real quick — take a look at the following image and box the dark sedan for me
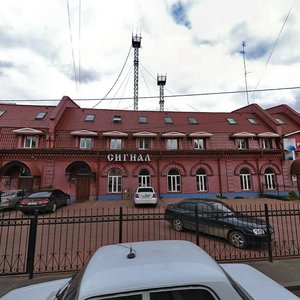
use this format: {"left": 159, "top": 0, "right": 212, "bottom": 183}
{"left": 164, "top": 198, "right": 274, "bottom": 249}
{"left": 19, "top": 189, "right": 70, "bottom": 214}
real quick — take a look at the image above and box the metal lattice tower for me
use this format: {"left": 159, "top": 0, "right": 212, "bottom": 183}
{"left": 157, "top": 74, "right": 167, "bottom": 111}
{"left": 132, "top": 35, "right": 142, "bottom": 110}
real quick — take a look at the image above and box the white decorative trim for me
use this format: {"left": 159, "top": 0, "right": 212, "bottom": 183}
{"left": 13, "top": 128, "right": 44, "bottom": 135}
{"left": 70, "top": 130, "right": 98, "bottom": 136}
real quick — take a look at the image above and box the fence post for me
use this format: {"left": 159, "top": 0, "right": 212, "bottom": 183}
{"left": 195, "top": 205, "right": 199, "bottom": 246}
{"left": 119, "top": 207, "right": 123, "bottom": 243}
{"left": 264, "top": 204, "right": 273, "bottom": 262}
{"left": 26, "top": 211, "right": 38, "bottom": 279}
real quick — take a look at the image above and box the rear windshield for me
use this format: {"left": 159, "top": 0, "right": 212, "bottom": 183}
{"left": 2, "top": 191, "right": 17, "bottom": 196}
{"left": 138, "top": 188, "right": 154, "bottom": 193}
{"left": 28, "top": 191, "right": 51, "bottom": 198}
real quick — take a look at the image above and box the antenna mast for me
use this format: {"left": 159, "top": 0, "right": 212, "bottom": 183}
{"left": 132, "top": 34, "right": 142, "bottom": 110}
{"left": 157, "top": 74, "right": 167, "bottom": 111}
{"left": 242, "top": 41, "right": 249, "bottom": 105}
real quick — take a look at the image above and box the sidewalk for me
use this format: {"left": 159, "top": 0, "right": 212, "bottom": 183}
{"left": 1, "top": 258, "right": 300, "bottom": 297}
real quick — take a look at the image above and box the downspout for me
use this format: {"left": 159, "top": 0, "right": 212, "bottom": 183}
{"left": 217, "top": 152, "right": 223, "bottom": 197}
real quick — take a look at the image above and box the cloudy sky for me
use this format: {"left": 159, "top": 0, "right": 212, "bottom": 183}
{"left": 0, "top": 0, "right": 299, "bottom": 112}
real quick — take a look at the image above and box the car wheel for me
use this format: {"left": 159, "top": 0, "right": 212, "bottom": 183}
{"left": 51, "top": 203, "right": 57, "bottom": 213}
{"left": 172, "top": 218, "right": 184, "bottom": 232}
{"left": 228, "top": 230, "right": 247, "bottom": 249}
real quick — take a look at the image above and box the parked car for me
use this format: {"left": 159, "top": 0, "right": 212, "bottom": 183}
{"left": 164, "top": 198, "right": 274, "bottom": 249}
{"left": 19, "top": 189, "right": 70, "bottom": 214}
{"left": 134, "top": 186, "right": 158, "bottom": 206}
{"left": 2, "top": 240, "right": 298, "bottom": 300}
{"left": 0, "top": 189, "right": 27, "bottom": 210}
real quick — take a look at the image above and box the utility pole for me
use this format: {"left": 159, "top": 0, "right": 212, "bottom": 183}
{"left": 157, "top": 74, "right": 167, "bottom": 111}
{"left": 132, "top": 34, "right": 142, "bottom": 110}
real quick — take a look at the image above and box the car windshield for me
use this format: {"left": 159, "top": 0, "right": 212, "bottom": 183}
{"left": 28, "top": 191, "right": 51, "bottom": 199}
{"left": 1, "top": 191, "right": 17, "bottom": 196}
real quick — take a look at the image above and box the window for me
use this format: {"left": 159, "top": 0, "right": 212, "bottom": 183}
{"left": 113, "top": 115, "right": 122, "bottom": 123}
{"left": 0, "top": 110, "right": 6, "bottom": 116}
{"left": 262, "top": 138, "right": 271, "bottom": 149}
{"left": 35, "top": 112, "right": 47, "bottom": 120}
{"left": 150, "top": 288, "right": 217, "bottom": 300}
{"left": 85, "top": 114, "right": 95, "bottom": 122}
{"left": 196, "top": 168, "right": 207, "bottom": 192}
{"left": 227, "top": 118, "right": 237, "bottom": 124}
{"left": 188, "top": 117, "right": 197, "bottom": 124}
{"left": 275, "top": 118, "right": 285, "bottom": 124}
{"left": 248, "top": 118, "right": 257, "bottom": 124}
{"left": 80, "top": 137, "right": 92, "bottom": 149}
{"left": 240, "top": 168, "right": 251, "bottom": 190}
{"left": 165, "top": 116, "right": 173, "bottom": 124}
{"left": 139, "top": 138, "right": 150, "bottom": 150}
{"left": 168, "top": 169, "right": 181, "bottom": 192}
{"left": 110, "top": 138, "right": 122, "bottom": 149}
{"left": 138, "top": 169, "right": 150, "bottom": 187}
{"left": 108, "top": 169, "right": 122, "bottom": 193}
{"left": 264, "top": 168, "right": 276, "bottom": 190}
{"left": 24, "top": 136, "right": 36, "bottom": 148}
{"left": 167, "top": 139, "right": 178, "bottom": 150}
{"left": 236, "top": 138, "right": 247, "bottom": 149}
{"left": 193, "top": 139, "right": 205, "bottom": 149}
{"left": 139, "top": 116, "right": 147, "bottom": 124}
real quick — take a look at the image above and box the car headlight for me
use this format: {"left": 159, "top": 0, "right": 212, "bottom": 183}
{"left": 252, "top": 228, "right": 265, "bottom": 235}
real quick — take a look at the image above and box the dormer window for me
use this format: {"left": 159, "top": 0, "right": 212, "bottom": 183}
{"left": 24, "top": 136, "right": 37, "bottom": 148}
{"left": 236, "top": 138, "right": 247, "bottom": 149}
{"left": 85, "top": 114, "right": 95, "bottom": 122}
{"left": 188, "top": 117, "right": 197, "bottom": 124}
{"left": 35, "top": 112, "right": 47, "bottom": 120}
{"left": 139, "top": 116, "right": 147, "bottom": 124}
{"left": 113, "top": 115, "right": 122, "bottom": 123}
{"left": 227, "top": 118, "right": 237, "bottom": 125}
{"left": 165, "top": 117, "right": 173, "bottom": 124}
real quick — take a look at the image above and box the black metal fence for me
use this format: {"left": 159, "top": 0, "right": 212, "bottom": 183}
{"left": 1, "top": 202, "right": 300, "bottom": 278}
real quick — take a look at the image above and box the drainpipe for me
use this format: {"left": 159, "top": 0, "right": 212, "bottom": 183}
{"left": 256, "top": 152, "right": 262, "bottom": 194}
{"left": 217, "top": 153, "right": 223, "bottom": 198}
{"left": 96, "top": 152, "right": 100, "bottom": 200}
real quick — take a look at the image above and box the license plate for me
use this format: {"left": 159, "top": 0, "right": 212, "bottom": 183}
{"left": 28, "top": 202, "right": 37, "bottom": 205}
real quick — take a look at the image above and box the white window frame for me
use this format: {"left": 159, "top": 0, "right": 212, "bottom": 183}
{"left": 166, "top": 139, "right": 178, "bottom": 150}
{"left": 262, "top": 138, "right": 271, "bottom": 149}
{"left": 138, "top": 170, "right": 151, "bottom": 187}
{"left": 24, "top": 136, "right": 37, "bottom": 148}
{"left": 265, "top": 172, "right": 276, "bottom": 190}
{"left": 168, "top": 170, "right": 181, "bottom": 192}
{"left": 240, "top": 169, "right": 251, "bottom": 190}
{"left": 236, "top": 138, "right": 247, "bottom": 149}
{"left": 194, "top": 139, "right": 204, "bottom": 149}
{"left": 196, "top": 175, "right": 207, "bottom": 191}
{"left": 80, "top": 137, "right": 92, "bottom": 149}
{"left": 139, "top": 138, "right": 150, "bottom": 150}
{"left": 108, "top": 169, "right": 122, "bottom": 193}
{"left": 110, "top": 138, "right": 122, "bottom": 149}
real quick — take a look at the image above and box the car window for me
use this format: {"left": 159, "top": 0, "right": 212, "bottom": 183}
{"left": 2, "top": 191, "right": 16, "bottom": 196}
{"left": 210, "top": 203, "right": 234, "bottom": 214}
{"left": 138, "top": 187, "right": 153, "bottom": 193}
{"left": 197, "top": 203, "right": 213, "bottom": 213}
{"left": 150, "top": 288, "right": 217, "bottom": 300}
{"left": 28, "top": 191, "right": 51, "bottom": 198}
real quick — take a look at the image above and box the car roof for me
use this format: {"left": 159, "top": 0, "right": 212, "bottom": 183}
{"left": 178, "top": 198, "right": 225, "bottom": 205}
{"left": 78, "top": 240, "right": 229, "bottom": 299}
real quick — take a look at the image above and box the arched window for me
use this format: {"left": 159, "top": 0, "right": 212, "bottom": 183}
{"left": 168, "top": 169, "right": 181, "bottom": 192}
{"left": 240, "top": 168, "right": 251, "bottom": 190}
{"left": 138, "top": 169, "right": 150, "bottom": 187}
{"left": 108, "top": 168, "right": 122, "bottom": 193}
{"left": 196, "top": 168, "right": 207, "bottom": 192}
{"left": 264, "top": 168, "right": 276, "bottom": 190}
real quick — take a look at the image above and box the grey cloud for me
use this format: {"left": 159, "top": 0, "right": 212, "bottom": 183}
{"left": 60, "top": 64, "right": 100, "bottom": 84}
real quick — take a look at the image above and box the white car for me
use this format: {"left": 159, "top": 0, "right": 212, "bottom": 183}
{"left": 2, "top": 240, "right": 298, "bottom": 300}
{"left": 134, "top": 186, "right": 158, "bottom": 206}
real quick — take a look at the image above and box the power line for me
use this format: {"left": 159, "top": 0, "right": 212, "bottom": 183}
{"left": 92, "top": 45, "right": 132, "bottom": 108}
{"left": 66, "top": 0, "right": 78, "bottom": 93}
{"left": 1, "top": 85, "right": 300, "bottom": 103}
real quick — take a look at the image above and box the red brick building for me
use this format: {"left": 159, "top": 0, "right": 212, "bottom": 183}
{"left": 0, "top": 96, "right": 299, "bottom": 201}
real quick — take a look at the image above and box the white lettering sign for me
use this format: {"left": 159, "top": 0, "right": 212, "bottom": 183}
{"left": 107, "top": 154, "right": 151, "bottom": 162}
